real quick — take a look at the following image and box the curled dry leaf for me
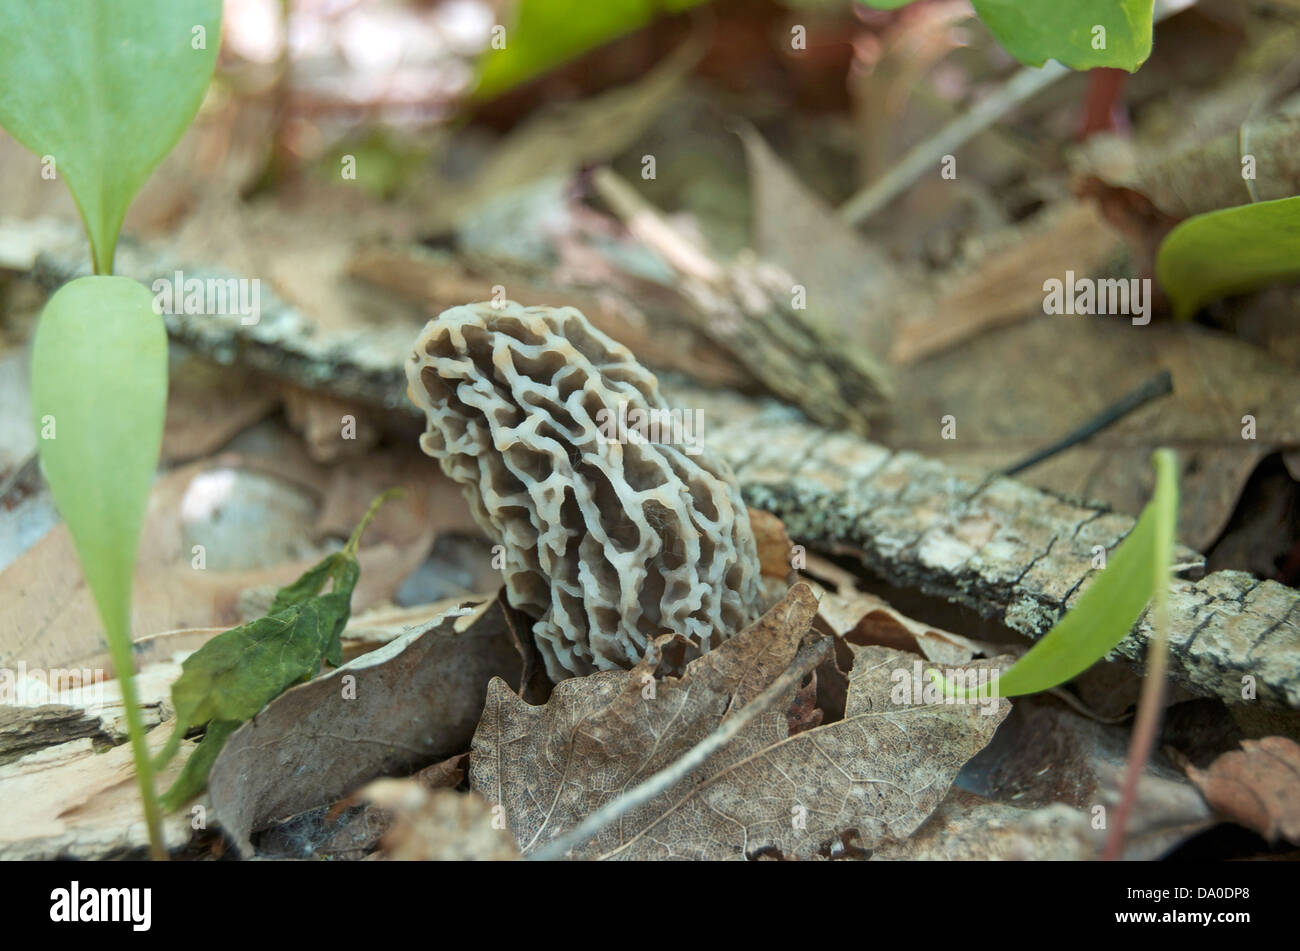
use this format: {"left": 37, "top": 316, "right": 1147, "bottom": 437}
{"left": 1187, "top": 736, "right": 1300, "bottom": 845}
{"left": 813, "top": 584, "right": 996, "bottom": 667}
{"left": 470, "top": 583, "right": 1009, "bottom": 859}
{"left": 206, "top": 596, "right": 522, "bottom": 856}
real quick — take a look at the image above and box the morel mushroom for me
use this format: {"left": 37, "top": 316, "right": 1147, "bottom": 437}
{"left": 407, "top": 301, "right": 763, "bottom": 680}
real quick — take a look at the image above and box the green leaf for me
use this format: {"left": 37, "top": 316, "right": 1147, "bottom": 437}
{"left": 934, "top": 450, "right": 1178, "bottom": 698}
{"left": 157, "top": 490, "right": 399, "bottom": 806}
{"left": 475, "top": 0, "right": 710, "bottom": 101}
{"left": 1156, "top": 196, "right": 1300, "bottom": 321}
{"left": 855, "top": 0, "right": 1155, "bottom": 72}
{"left": 160, "top": 720, "right": 240, "bottom": 812}
{"left": 31, "top": 276, "right": 168, "bottom": 662}
{"left": 0, "top": 0, "right": 222, "bottom": 273}
{"left": 168, "top": 576, "right": 357, "bottom": 733}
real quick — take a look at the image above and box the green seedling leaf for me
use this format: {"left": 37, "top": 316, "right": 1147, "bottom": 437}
{"left": 1156, "top": 196, "right": 1300, "bottom": 321}
{"left": 157, "top": 490, "right": 400, "bottom": 810}
{"left": 0, "top": 0, "right": 222, "bottom": 273}
{"left": 31, "top": 277, "right": 168, "bottom": 664}
{"left": 855, "top": 0, "right": 1155, "bottom": 72}
{"left": 475, "top": 0, "right": 710, "bottom": 101}
{"left": 970, "top": 0, "right": 1153, "bottom": 72}
{"left": 934, "top": 450, "right": 1178, "bottom": 699}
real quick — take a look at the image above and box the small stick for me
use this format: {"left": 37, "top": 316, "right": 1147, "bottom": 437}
{"left": 839, "top": 61, "right": 1069, "bottom": 226}
{"left": 529, "top": 637, "right": 832, "bottom": 861}
{"left": 1001, "top": 370, "right": 1172, "bottom": 477}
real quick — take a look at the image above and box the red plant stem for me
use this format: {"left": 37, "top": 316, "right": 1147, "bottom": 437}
{"left": 1102, "top": 451, "right": 1177, "bottom": 860}
{"left": 1101, "top": 660, "right": 1168, "bottom": 859}
{"left": 1078, "top": 68, "right": 1130, "bottom": 140}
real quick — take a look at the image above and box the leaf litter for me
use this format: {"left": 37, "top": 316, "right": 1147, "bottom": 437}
{"left": 470, "top": 584, "right": 1010, "bottom": 860}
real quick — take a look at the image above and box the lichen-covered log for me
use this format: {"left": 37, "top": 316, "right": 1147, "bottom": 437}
{"left": 674, "top": 386, "right": 1300, "bottom": 710}
{"left": 407, "top": 302, "right": 762, "bottom": 680}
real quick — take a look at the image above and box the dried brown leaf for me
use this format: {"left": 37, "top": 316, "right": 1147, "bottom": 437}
{"left": 207, "top": 597, "right": 521, "bottom": 855}
{"left": 0, "top": 439, "right": 452, "bottom": 671}
{"left": 814, "top": 585, "right": 994, "bottom": 667}
{"left": 874, "top": 789, "right": 1097, "bottom": 861}
{"left": 1187, "top": 736, "right": 1300, "bottom": 844}
{"left": 471, "top": 583, "right": 1009, "bottom": 859}
{"left": 887, "top": 319, "right": 1300, "bottom": 550}
{"left": 748, "top": 507, "right": 796, "bottom": 580}
{"left": 970, "top": 699, "right": 1214, "bottom": 858}
{"left": 740, "top": 123, "right": 900, "bottom": 353}
{"left": 161, "top": 356, "right": 276, "bottom": 464}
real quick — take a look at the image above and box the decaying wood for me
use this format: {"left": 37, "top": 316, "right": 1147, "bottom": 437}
{"left": 0, "top": 705, "right": 106, "bottom": 767}
{"left": 17, "top": 212, "right": 888, "bottom": 436}
{"left": 0, "top": 725, "right": 197, "bottom": 860}
{"left": 10, "top": 218, "right": 752, "bottom": 418}
{"left": 591, "top": 169, "right": 893, "bottom": 434}
{"left": 9, "top": 218, "right": 418, "bottom": 417}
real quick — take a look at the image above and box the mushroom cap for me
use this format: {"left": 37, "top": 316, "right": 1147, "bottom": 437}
{"left": 407, "top": 301, "right": 762, "bottom": 680}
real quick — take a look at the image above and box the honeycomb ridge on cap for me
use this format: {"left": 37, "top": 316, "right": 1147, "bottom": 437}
{"left": 406, "top": 300, "right": 762, "bottom": 680}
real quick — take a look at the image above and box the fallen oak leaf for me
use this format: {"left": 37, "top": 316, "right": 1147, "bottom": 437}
{"left": 471, "top": 583, "right": 1010, "bottom": 859}
{"left": 529, "top": 634, "right": 834, "bottom": 861}
{"left": 1187, "top": 736, "right": 1300, "bottom": 845}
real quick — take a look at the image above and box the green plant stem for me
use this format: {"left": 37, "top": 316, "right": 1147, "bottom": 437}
{"left": 1102, "top": 449, "right": 1177, "bottom": 860}
{"left": 105, "top": 617, "right": 167, "bottom": 860}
